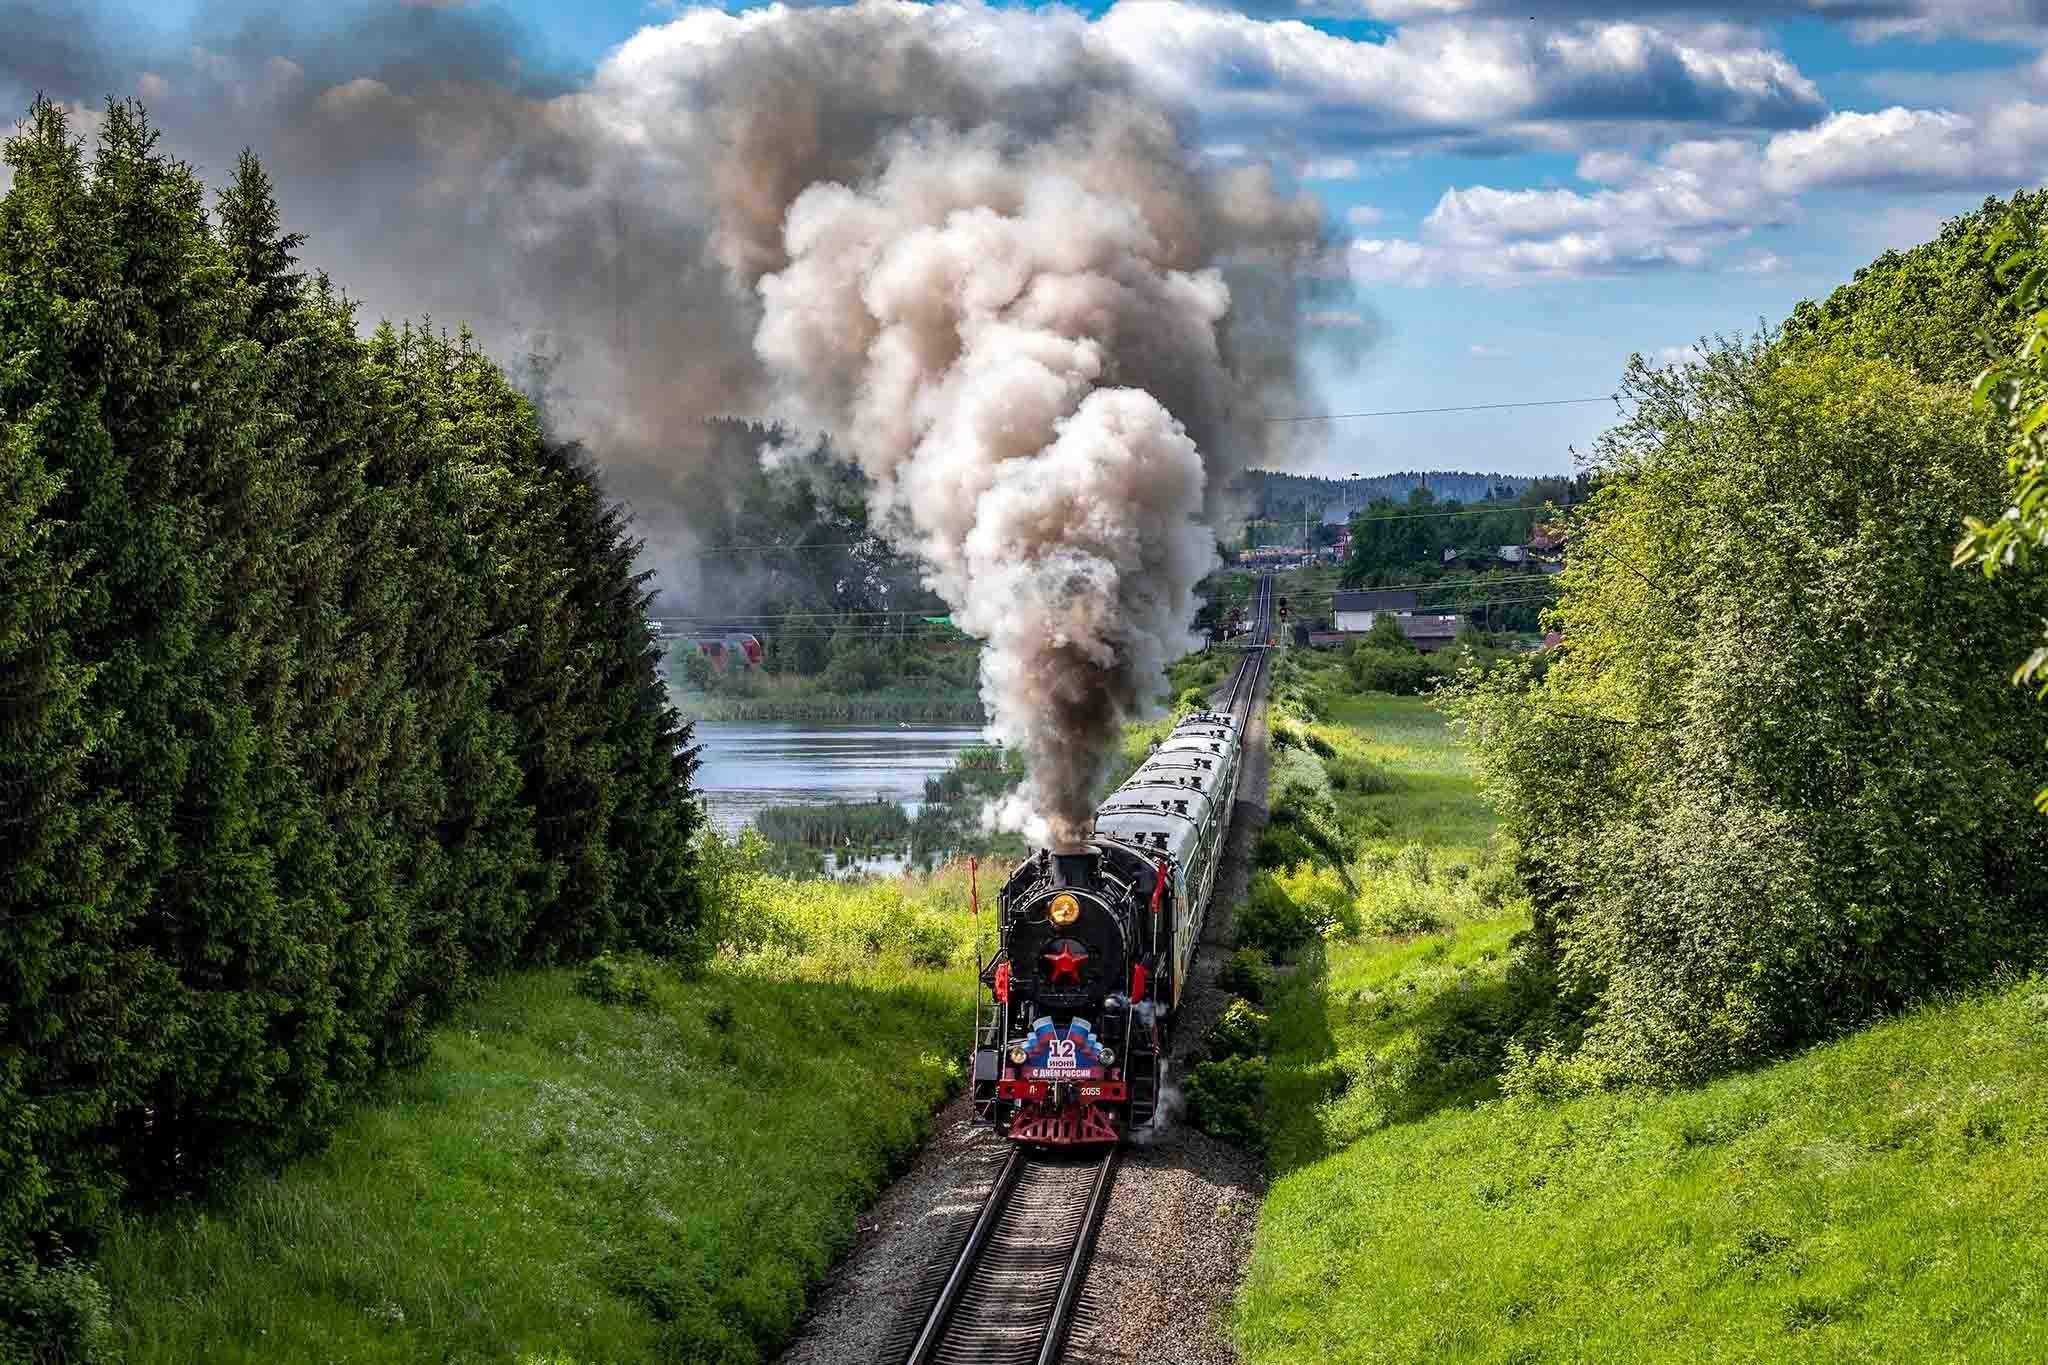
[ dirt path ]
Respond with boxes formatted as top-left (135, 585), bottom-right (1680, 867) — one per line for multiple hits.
top-left (775, 662), bottom-right (1271, 1365)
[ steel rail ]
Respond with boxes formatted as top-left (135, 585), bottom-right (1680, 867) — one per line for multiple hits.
top-left (902, 1148), bottom-right (1026, 1365)
top-left (1036, 1148), bottom-right (1120, 1365)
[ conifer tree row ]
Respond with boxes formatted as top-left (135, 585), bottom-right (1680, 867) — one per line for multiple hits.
top-left (0, 97), bottom-right (702, 1261)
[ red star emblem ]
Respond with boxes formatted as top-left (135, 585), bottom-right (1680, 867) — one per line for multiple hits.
top-left (1043, 940), bottom-right (1089, 986)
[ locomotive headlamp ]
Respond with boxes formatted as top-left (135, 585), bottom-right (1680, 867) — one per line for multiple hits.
top-left (1007, 1043), bottom-right (1029, 1066)
top-left (1098, 1045), bottom-right (1116, 1067)
top-left (1048, 893), bottom-right (1082, 927)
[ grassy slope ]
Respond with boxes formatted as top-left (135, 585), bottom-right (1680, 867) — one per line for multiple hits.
top-left (96, 864), bottom-right (984, 1365)
top-left (1240, 658), bottom-right (2048, 1363)
top-left (1245, 978), bottom-right (2048, 1364)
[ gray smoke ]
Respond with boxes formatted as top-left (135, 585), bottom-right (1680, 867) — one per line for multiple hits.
top-left (2, 0), bottom-right (1344, 843)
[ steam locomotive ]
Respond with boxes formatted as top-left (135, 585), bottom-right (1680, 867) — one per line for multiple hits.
top-left (971, 708), bottom-right (1244, 1145)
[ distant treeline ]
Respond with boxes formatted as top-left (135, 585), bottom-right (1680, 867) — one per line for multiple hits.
top-left (0, 96), bottom-right (701, 1278)
top-left (1241, 468), bottom-right (1540, 519)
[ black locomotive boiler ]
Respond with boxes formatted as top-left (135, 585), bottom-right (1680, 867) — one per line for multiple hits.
top-left (971, 709), bottom-right (1244, 1145)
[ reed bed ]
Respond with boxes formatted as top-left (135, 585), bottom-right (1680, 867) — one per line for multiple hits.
top-left (753, 798), bottom-right (913, 848)
top-left (680, 694), bottom-right (985, 723)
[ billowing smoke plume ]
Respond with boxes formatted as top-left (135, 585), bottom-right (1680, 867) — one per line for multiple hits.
top-left (1, 0), bottom-right (1345, 842)
top-left (743, 109), bottom-right (1317, 840)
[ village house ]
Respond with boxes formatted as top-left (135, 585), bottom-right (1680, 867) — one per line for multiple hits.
top-left (1332, 588), bottom-right (1418, 632)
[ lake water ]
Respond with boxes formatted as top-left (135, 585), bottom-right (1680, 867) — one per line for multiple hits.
top-left (691, 718), bottom-right (990, 837)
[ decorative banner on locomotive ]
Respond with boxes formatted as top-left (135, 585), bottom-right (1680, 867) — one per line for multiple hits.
top-left (1021, 1016), bottom-right (1106, 1080)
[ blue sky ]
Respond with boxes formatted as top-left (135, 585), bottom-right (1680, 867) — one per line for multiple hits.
top-left (21, 0), bottom-right (2048, 479)
top-left (489, 0), bottom-right (2047, 478)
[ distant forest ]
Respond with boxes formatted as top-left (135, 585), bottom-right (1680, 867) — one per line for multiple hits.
top-left (1241, 469), bottom-right (1541, 524)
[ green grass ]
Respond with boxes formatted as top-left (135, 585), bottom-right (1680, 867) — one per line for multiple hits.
top-left (95, 855), bottom-right (984, 1365)
top-left (1238, 650), bottom-right (2048, 1363)
top-left (1242, 976), bottom-right (2048, 1364)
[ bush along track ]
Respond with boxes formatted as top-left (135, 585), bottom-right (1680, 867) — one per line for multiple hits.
top-left (1183, 643), bottom-right (1533, 1177)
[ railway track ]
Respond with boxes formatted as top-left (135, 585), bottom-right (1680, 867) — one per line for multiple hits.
top-left (894, 574), bottom-right (1273, 1365)
top-left (1217, 572), bottom-right (1275, 721)
top-left (896, 1148), bottom-right (1118, 1365)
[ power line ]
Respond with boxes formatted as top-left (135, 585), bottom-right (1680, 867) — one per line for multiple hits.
top-left (1263, 395), bottom-right (1620, 423)
top-left (1211, 567), bottom-right (1564, 599)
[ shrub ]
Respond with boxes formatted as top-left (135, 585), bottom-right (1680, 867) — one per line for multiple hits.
top-left (578, 953), bottom-right (660, 1007)
top-left (1219, 947), bottom-right (1275, 1004)
top-left (1472, 864), bottom-right (1523, 909)
top-left (1347, 646), bottom-right (1438, 696)
top-left (1366, 613), bottom-right (1411, 649)
top-left (1397, 844), bottom-right (1433, 884)
top-left (679, 648), bottom-right (715, 689)
top-left (822, 640), bottom-right (890, 693)
top-left (1239, 866), bottom-right (1358, 956)
top-left (1303, 729), bottom-right (1337, 759)
top-left (0, 1255), bottom-right (115, 1365)
top-left (1268, 746), bottom-right (1332, 805)
top-left (901, 915), bottom-right (958, 970)
top-left (1185, 1055), bottom-right (1267, 1148)
top-left (1365, 898), bottom-right (1446, 937)
top-left (1207, 998), bottom-right (1272, 1061)
top-left (1237, 873), bottom-right (1321, 956)
top-left (1454, 345), bottom-right (2048, 1085)
top-left (1327, 755), bottom-right (1393, 794)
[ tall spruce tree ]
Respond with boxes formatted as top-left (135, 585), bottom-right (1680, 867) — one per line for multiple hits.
top-left (0, 96), bottom-right (166, 1253)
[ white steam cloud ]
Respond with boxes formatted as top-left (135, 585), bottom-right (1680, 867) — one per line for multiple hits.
top-left (745, 111), bottom-right (1310, 841)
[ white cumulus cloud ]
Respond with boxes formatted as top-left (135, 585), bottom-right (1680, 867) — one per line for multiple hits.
top-left (1349, 93), bottom-right (2048, 284)
top-left (1089, 4), bottom-right (1824, 160)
